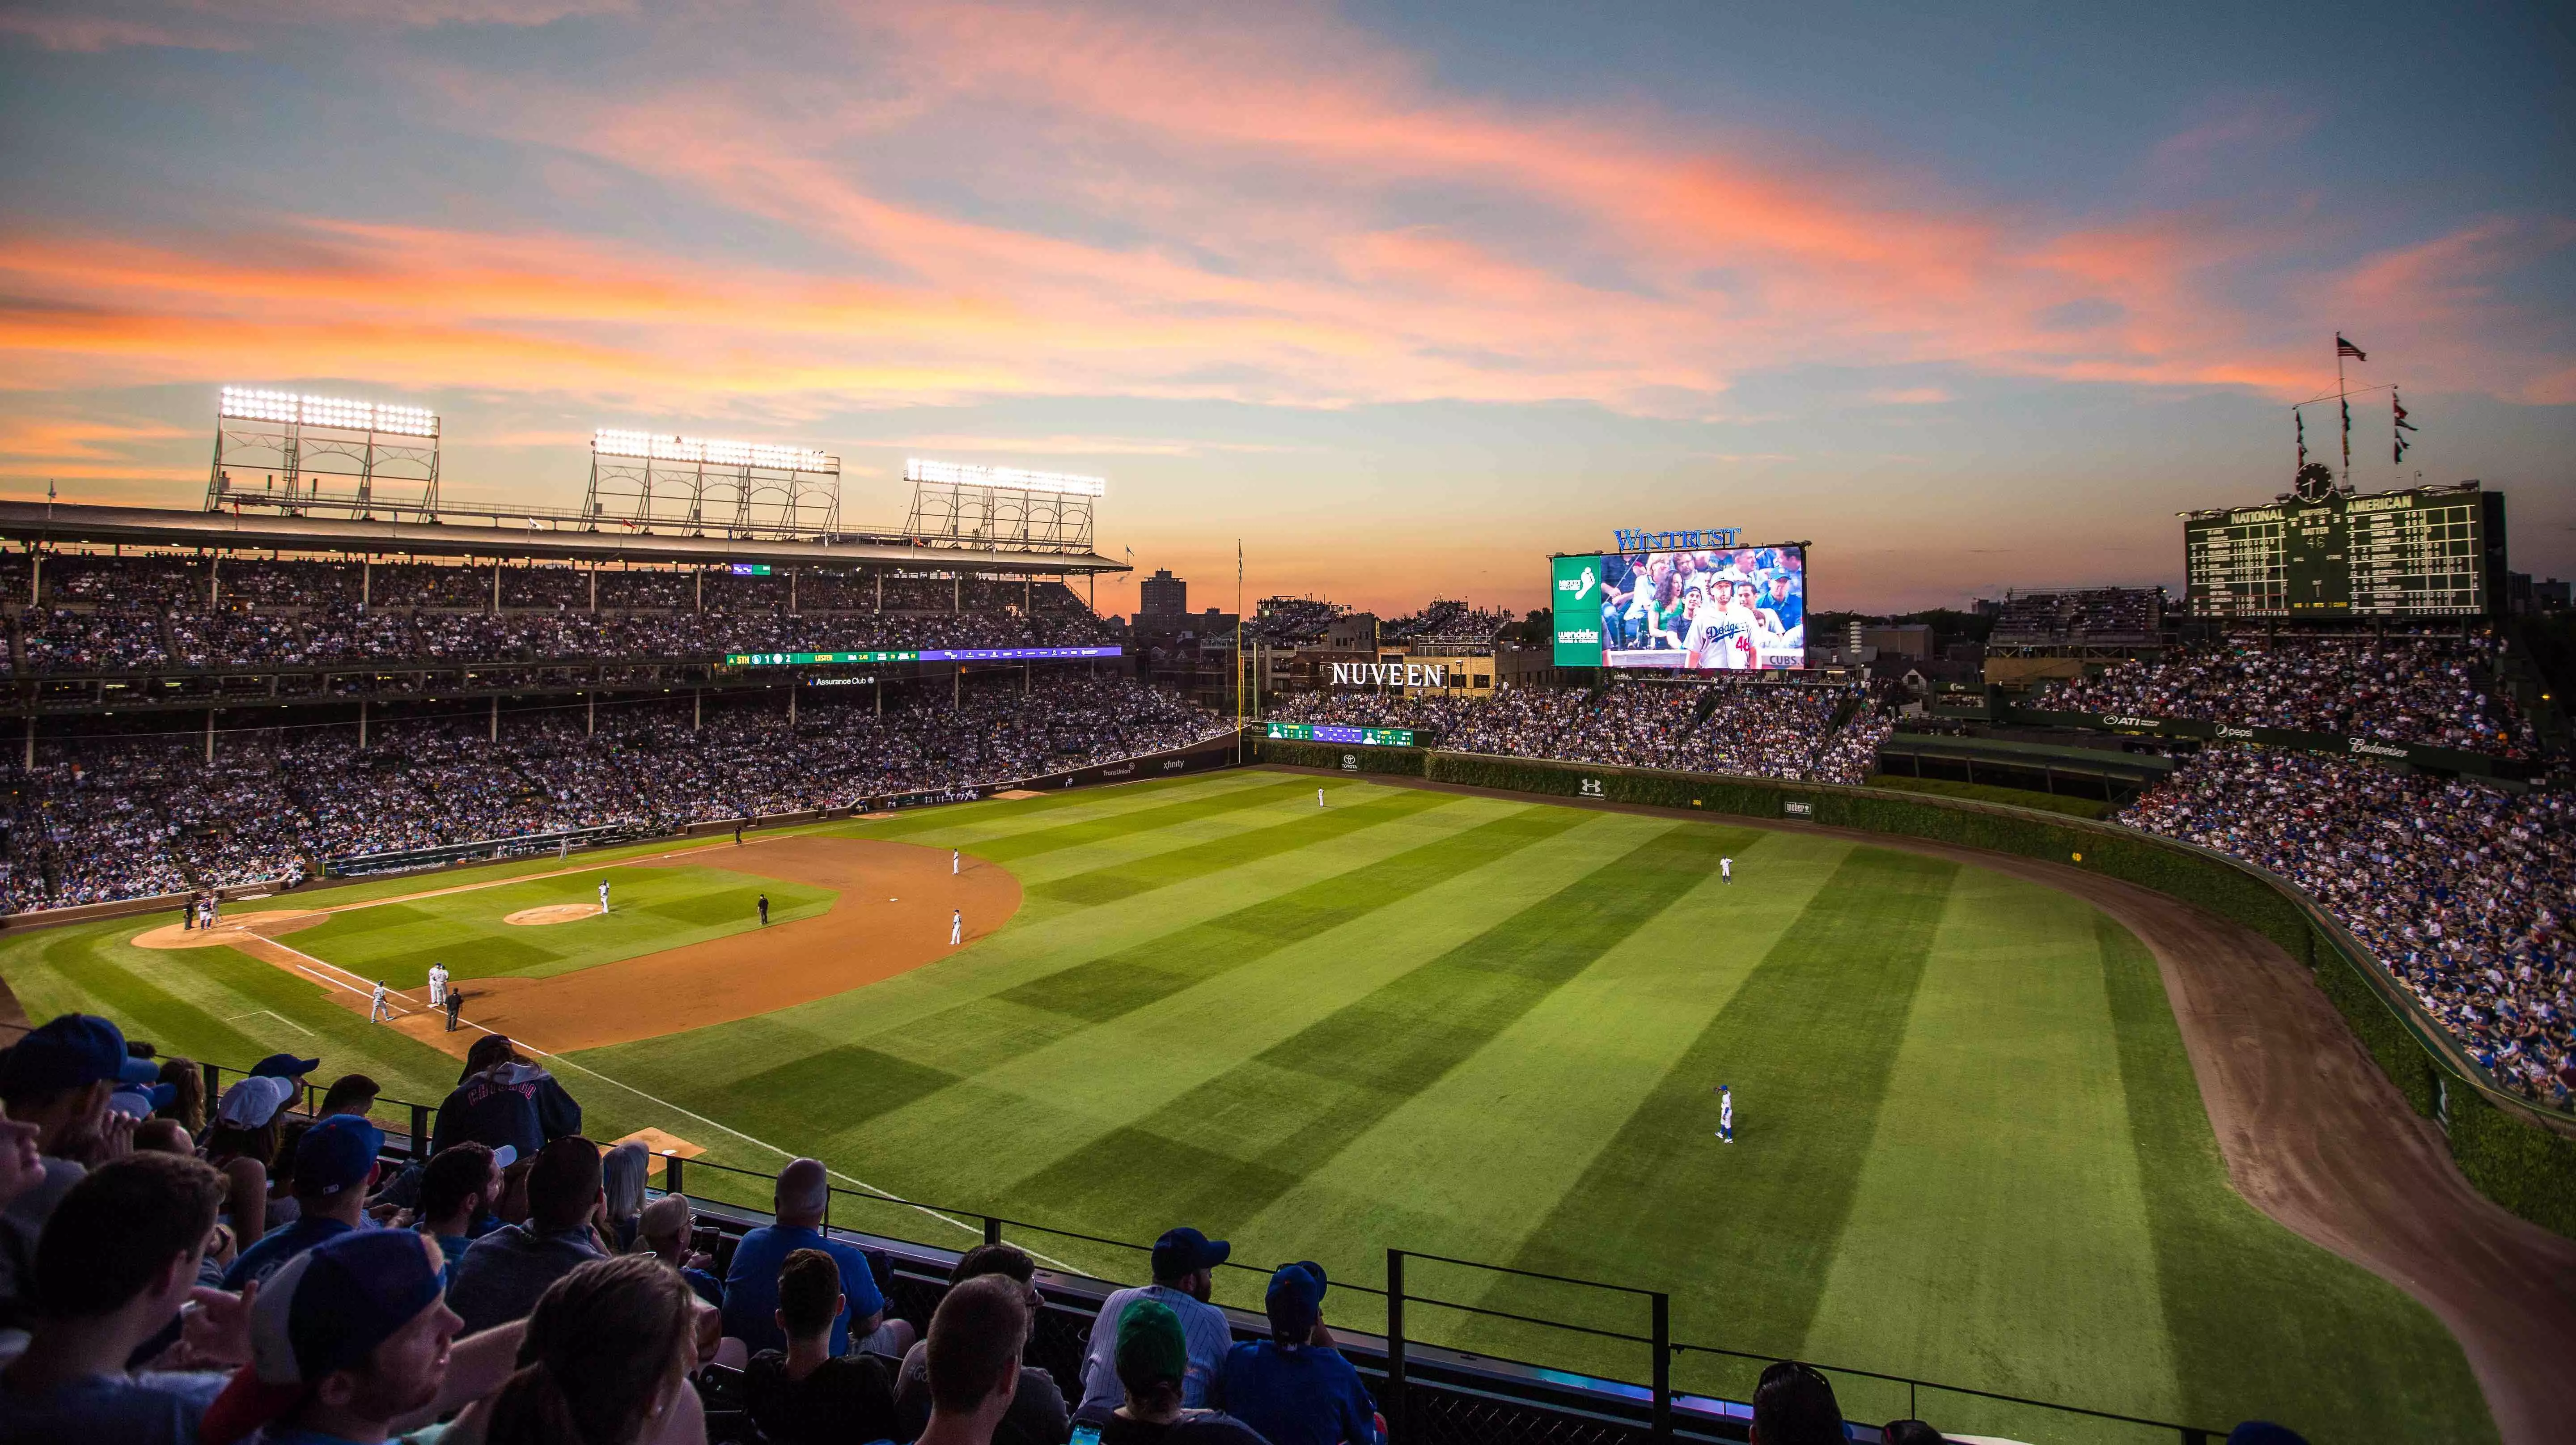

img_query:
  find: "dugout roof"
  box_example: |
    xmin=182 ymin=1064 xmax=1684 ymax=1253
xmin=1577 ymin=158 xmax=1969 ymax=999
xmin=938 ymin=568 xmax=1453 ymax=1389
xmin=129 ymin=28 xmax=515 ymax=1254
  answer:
xmin=0 ymin=502 xmax=1129 ymax=576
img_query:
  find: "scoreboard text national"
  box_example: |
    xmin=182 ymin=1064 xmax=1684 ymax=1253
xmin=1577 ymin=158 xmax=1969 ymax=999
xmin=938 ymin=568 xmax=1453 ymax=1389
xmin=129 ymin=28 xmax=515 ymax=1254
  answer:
xmin=2182 ymin=481 xmax=2504 ymax=619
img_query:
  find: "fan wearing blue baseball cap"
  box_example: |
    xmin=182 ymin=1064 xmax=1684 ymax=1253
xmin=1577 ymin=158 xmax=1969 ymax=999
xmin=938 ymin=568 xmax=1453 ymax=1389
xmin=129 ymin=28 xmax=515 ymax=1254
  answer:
xmin=1209 ymin=1263 xmax=1380 ymax=1445
xmin=220 ymin=1114 xmax=387 ymax=1293
xmin=198 ymin=1227 xmax=532 ymax=1445
xmin=1075 ymin=1227 xmax=1235 ymax=1414
xmin=0 ymin=1013 xmax=167 ymax=1296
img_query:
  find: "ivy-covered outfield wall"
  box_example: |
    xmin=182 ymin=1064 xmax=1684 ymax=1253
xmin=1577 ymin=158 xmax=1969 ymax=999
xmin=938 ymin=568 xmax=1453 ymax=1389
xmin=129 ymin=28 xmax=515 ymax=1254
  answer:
xmin=1250 ymin=737 xmax=2576 ymax=1239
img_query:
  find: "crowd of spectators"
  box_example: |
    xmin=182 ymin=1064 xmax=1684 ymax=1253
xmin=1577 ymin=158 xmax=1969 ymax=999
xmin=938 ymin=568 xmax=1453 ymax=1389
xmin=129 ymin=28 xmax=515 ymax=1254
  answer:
xmin=2038 ymin=632 xmax=2535 ymax=757
xmin=1271 ymin=680 xmax=1888 ymax=784
xmin=1377 ymin=600 xmax=1513 ymax=648
xmin=0 ymin=675 xmax=1230 ymax=912
xmin=2119 ymin=746 xmax=2576 ymax=1106
xmin=0 ymin=1010 xmax=2316 ymax=1444
xmin=4 ymin=554 xmax=1114 ymax=676
xmin=1242 ymin=599 xmax=1344 ymax=649
xmin=1986 ymin=587 xmax=2165 ymax=645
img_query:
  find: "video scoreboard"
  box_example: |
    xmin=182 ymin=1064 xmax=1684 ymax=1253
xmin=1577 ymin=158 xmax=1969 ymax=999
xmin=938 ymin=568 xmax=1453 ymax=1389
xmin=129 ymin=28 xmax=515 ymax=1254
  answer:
xmin=1263 ymin=721 xmax=1419 ymax=747
xmin=2182 ymin=482 xmax=2504 ymax=619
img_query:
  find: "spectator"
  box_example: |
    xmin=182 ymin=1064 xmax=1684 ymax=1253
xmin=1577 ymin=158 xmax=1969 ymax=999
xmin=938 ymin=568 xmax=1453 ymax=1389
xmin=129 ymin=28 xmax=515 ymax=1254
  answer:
xmin=1212 ymin=1263 xmax=1377 ymax=1445
xmin=1882 ymin=1422 xmax=1945 ymax=1445
xmin=1750 ymin=1361 xmax=1844 ymax=1445
xmin=248 ymin=1052 xmax=319 ymax=1086
xmin=154 ymin=1058 xmax=206 ymax=1135
xmin=430 ymin=1040 xmax=552 ymax=1162
xmin=1077 ymin=1228 xmax=1236 ymax=1411
xmin=494 ymin=1157 xmax=535 ymax=1228
xmin=744 ymin=1247 xmax=901 ymax=1445
xmin=0 ymin=1153 xmax=232 ymax=1443
xmin=601 ymin=1138 xmax=650 ymax=1252
xmin=318 ymin=1072 xmax=381 ymax=1119
xmin=720 ymin=1157 xmax=912 ymax=1358
xmin=916 ymin=1274 xmax=1032 ymax=1445
xmin=0 ymin=1014 xmax=163 ymax=1312
xmin=220 ymin=1113 xmax=384 ymax=1291
xmin=447 ymin=1136 xmax=609 ymax=1335
xmin=132 ymin=1118 xmax=195 ymax=1156
xmin=198 ymin=1228 xmax=528 ymax=1445
xmin=202 ymin=1074 xmax=296 ymax=1244
xmin=1072 ymin=1299 xmax=1267 ymax=1444
xmin=894 ymin=1243 xmax=1071 ymax=1445
xmin=463 ymin=1254 xmax=708 ymax=1445
xmin=0 ymin=1113 xmax=44 ymax=1213
xmin=637 ymin=1192 xmax=724 ymax=1306
xmin=418 ymin=1142 xmax=504 ymax=1292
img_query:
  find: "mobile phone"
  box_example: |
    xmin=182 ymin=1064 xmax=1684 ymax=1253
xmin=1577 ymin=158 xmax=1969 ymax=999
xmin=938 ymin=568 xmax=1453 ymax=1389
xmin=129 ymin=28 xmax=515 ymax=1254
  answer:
xmin=690 ymin=1225 xmax=721 ymax=1254
xmin=1070 ymin=1426 xmax=1103 ymax=1445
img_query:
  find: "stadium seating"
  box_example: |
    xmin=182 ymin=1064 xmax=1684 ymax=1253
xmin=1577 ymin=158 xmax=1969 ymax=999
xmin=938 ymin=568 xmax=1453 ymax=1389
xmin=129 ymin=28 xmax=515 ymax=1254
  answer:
xmin=1986 ymin=586 xmax=2165 ymax=645
xmin=1271 ymin=679 xmax=1891 ymax=785
xmin=3 ymin=554 xmax=1114 ymax=677
xmin=2037 ymin=631 xmax=2534 ymax=757
xmin=0 ymin=674 xmax=1229 ymax=912
xmin=2122 ymin=746 xmax=2576 ymax=1107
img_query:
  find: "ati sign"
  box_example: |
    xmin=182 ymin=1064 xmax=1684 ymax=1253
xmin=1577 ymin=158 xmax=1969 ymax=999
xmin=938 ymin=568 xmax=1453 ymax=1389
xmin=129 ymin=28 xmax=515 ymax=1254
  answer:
xmin=1329 ymin=660 xmax=1450 ymax=688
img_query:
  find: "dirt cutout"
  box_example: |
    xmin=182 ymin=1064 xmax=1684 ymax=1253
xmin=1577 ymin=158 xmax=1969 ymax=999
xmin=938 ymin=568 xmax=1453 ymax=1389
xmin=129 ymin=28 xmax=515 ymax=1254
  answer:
xmin=504 ymin=904 xmax=603 ymax=927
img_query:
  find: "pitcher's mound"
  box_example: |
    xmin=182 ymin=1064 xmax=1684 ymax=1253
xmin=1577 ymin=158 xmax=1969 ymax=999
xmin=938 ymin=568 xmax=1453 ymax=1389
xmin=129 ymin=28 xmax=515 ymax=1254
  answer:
xmin=505 ymin=904 xmax=602 ymax=927
xmin=993 ymin=789 xmax=1046 ymax=799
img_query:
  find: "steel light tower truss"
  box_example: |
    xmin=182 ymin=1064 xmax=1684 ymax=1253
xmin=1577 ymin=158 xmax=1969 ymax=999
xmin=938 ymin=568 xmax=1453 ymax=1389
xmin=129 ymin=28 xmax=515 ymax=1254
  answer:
xmin=583 ymin=430 xmax=842 ymax=539
xmin=901 ymin=458 xmax=1100 ymax=554
xmin=205 ymin=389 xmax=441 ymax=519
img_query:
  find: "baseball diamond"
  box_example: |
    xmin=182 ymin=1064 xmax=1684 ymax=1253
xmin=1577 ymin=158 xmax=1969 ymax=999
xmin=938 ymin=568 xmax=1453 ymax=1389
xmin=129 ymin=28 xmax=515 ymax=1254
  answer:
xmin=0 ymin=767 xmax=2501 ymax=1439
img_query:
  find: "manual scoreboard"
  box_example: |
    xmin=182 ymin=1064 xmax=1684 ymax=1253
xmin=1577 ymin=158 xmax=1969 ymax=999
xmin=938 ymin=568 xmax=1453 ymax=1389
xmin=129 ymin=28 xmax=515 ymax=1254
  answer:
xmin=2182 ymin=482 xmax=2503 ymax=619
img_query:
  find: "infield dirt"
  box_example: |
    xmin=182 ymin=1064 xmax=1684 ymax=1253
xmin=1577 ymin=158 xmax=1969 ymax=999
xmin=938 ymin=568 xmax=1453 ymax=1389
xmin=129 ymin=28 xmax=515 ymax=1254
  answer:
xmin=132 ymin=835 xmax=1020 ymax=1060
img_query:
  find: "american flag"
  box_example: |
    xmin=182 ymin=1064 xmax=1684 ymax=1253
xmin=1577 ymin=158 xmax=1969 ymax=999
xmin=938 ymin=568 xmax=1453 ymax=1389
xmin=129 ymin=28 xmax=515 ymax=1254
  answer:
xmin=2336 ymin=334 xmax=2368 ymax=360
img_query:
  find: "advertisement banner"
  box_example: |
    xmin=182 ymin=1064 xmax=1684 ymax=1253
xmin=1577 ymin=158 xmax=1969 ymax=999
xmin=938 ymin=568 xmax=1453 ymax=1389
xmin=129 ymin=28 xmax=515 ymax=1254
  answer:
xmin=2004 ymin=708 xmax=2524 ymax=779
xmin=1551 ymin=555 xmax=1605 ymax=666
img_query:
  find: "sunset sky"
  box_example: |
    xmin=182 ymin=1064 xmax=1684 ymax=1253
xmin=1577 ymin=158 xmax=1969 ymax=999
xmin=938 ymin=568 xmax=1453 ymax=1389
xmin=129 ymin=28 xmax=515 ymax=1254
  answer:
xmin=2 ymin=1 xmax=2569 ymax=616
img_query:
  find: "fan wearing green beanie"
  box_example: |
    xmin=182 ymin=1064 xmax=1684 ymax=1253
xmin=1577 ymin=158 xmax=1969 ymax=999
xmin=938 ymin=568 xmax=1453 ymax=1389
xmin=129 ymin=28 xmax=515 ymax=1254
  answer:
xmin=1069 ymin=1298 xmax=1268 ymax=1443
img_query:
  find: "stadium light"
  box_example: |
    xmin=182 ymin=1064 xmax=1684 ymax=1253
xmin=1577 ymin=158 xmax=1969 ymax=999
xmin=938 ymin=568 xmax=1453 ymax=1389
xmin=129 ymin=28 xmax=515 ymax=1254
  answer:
xmin=593 ymin=429 xmax=839 ymax=475
xmin=905 ymin=458 xmax=1106 ymax=497
xmin=220 ymin=387 xmax=438 ymax=438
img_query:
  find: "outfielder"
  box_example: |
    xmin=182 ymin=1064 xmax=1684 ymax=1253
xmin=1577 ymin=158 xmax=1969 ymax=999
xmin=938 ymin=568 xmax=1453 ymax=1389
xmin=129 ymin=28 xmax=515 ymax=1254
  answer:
xmin=597 ymin=880 xmax=611 ymax=915
xmin=952 ymin=849 xmax=961 ymax=876
xmin=369 ymin=981 xmax=391 ymax=1023
xmin=1720 ymin=857 xmax=1733 ymax=884
xmin=1715 ymin=1084 xmax=1734 ymax=1143
xmin=949 ymin=908 xmax=964 ymax=946
xmin=1317 ymin=788 xmax=1326 ymax=808
xmin=427 ymin=962 xmax=449 ymax=1009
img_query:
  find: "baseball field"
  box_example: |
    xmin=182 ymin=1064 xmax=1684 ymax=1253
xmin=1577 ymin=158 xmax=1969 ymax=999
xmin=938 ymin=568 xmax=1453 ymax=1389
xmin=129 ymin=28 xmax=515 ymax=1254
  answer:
xmin=0 ymin=767 xmax=2491 ymax=1441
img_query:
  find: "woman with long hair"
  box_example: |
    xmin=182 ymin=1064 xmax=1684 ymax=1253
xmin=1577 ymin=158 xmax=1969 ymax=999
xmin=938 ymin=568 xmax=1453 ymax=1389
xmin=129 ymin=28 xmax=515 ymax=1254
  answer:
xmin=601 ymin=1139 xmax=649 ymax=1252
xmin=156 ymin=1056 xmax=206 ymax=1136
xmin=458 ymin=1254 xmax=705 ymax=1445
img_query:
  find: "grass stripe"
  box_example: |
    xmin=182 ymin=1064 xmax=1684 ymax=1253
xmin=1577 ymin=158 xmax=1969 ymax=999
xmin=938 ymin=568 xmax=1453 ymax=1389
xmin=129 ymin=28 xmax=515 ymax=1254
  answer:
xmin=2097 ymin=914 xmax=2495 ymax=1441
xmin=996 ymin=822 xmax=1729 ymax=1236
xmin=843 ymin=770 xmax=1282 ymax=844
xmin=1474 ymin=848 xmax=1957 ymax=1375
xmin=1027 ymin=787 xmax=1457 ymax=907
xmin=964 ymin=777 xmax=1360 ymax=864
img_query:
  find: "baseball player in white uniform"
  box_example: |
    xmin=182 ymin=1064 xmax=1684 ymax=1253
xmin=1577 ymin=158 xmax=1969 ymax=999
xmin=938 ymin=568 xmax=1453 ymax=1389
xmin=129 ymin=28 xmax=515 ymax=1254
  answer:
xmin=369 ymin=981 xmax=391 ymax=1023
xmin=1715 ymin=1085 xmax=1734 ymax=1143
xmin=597 ymin=880 xmax=611 ymax=915
xmin=1318 ymin=788 xmax=1326 ymax=808
xmin=952 ymin=849 xmax=961 ymax=876
xmin=1720 ymin=857 xmax=1733 ymax=884
xmin=427 ymin=962 xmax=448 ymax=1009
xmin=949 ymin=909 xmax=964 ymax=946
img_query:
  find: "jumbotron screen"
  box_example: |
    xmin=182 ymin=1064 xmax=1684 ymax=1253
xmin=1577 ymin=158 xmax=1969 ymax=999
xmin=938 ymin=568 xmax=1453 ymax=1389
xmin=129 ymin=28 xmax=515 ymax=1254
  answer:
xmin=1551 ymin=544 xmax=1807 ymax=670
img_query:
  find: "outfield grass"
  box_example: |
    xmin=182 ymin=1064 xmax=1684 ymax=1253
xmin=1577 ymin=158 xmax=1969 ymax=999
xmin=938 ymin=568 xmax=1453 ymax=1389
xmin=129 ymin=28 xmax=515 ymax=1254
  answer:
xmin=0 ymin=768 xmax=2491 ymax=1441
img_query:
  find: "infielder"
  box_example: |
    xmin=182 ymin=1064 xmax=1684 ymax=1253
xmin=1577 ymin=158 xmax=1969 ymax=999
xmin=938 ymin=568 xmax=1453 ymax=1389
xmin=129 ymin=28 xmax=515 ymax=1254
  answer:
xmin=1715 ymin=1084 xmax=1734 ymax=1143
xmin=1720 ymin=857 xmax=1733 ymax=884
xmin=597 ymin=880 xmax=611 ymax=915
xmin=369 ymin=981 xmax=391 ymax=1023
xmin=427 ymin=962 xmax=448 ymax=1009
xmin=949 ymin=909 xmax=964 ymax=946
xmin=757 ymin=894 xmax=770 ymax=926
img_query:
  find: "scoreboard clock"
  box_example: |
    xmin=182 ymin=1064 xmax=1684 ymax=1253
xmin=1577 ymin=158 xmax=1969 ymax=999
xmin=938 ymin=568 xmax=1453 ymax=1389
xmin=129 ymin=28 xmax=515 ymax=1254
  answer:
xmin=2182 ymin=481 xmax=2504 ymax=619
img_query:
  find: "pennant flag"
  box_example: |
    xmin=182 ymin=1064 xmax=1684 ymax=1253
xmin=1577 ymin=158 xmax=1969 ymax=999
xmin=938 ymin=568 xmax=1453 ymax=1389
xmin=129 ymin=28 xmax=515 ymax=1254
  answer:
xmin=2296 ymin=409 xmax=2306 ymax=466
xmin=2337 ymin=334 xmax=2368 ymax=360
xmin=2394 ymin=390 xmax=2416 ymax=463
xmin=2394 ymin=392 xmax=2417 ymax=432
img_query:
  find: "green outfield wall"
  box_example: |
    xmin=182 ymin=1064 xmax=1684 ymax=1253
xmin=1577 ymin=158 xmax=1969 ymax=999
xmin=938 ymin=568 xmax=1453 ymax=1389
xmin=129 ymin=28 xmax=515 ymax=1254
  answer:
xmin=1251 ymin=735 xmax=2576 ymax=1239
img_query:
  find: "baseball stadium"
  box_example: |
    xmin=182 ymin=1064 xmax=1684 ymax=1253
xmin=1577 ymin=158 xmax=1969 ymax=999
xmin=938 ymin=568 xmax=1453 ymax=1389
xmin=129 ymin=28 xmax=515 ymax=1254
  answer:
xmin=0 ymin=385 xmax=2571 ymax=1445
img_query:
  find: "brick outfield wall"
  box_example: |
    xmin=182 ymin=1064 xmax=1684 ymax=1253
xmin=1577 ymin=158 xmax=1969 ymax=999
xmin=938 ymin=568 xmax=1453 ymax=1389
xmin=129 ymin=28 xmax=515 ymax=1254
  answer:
xmin=1252 ymin=736 xmax=2576 ymax=1240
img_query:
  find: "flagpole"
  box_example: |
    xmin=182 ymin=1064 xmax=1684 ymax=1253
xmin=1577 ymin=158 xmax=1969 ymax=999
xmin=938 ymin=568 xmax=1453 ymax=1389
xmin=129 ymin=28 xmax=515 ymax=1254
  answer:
xmin=2336 ymin=335 xmax=2348 ymax=486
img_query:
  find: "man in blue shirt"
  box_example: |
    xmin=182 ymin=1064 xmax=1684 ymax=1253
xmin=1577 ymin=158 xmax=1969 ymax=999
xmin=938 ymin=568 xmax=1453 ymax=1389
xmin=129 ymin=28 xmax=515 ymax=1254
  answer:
xmin=721 ymin=1157 xmax=912 ymax=1358
xmin=220 ymin=1114 xmax=383 ymax=1292
xmin=1213 ymin=1262 xmax=1380 ymax=1445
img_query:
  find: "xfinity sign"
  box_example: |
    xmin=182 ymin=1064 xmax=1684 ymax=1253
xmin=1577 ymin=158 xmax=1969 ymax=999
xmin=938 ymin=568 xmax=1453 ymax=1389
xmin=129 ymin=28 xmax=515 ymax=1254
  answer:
xmin=1330 ymin=661 xmax=1450 ymax=688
